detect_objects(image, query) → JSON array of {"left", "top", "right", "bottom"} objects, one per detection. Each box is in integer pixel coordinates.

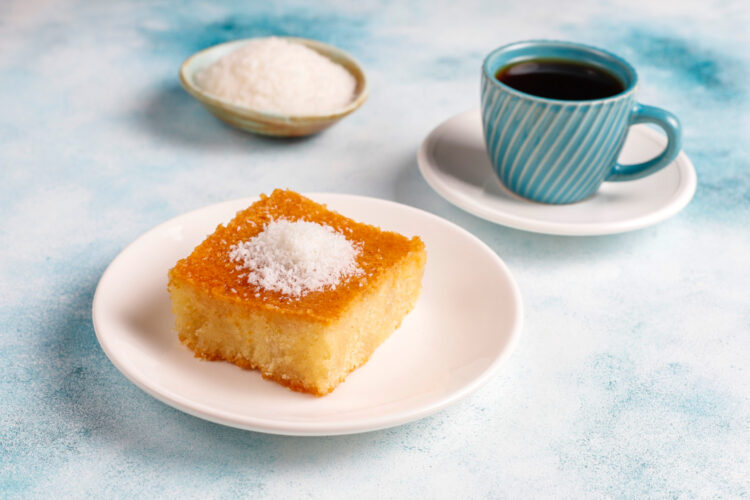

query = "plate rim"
[
  {"left": 92, "top": 193, "right": 523, "bottom": 436},
  {"left": 417, "top": 109, "right": 697, "bottom": 236}
]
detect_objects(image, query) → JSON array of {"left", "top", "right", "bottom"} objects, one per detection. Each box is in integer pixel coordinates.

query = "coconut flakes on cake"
[{"left": 228, "top": 219, "right": 363, "bottom": 297}]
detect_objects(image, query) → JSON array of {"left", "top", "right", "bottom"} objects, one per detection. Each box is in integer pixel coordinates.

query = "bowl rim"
[{"left": 179, "top": 36, "right": 369, "bottom": 123}]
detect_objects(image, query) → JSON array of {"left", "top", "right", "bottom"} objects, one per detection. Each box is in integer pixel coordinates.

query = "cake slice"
[{"left": 168, "top": 189, "right": 426, "bottom": 396}]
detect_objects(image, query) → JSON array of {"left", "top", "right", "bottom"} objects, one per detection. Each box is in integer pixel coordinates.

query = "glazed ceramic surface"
[
  {"left": 92, "top": 194, "right": 522, "bottom": 436},
  {"left": 481, "top": 41, "right": 681, "bottom": 203},
  {"left": 419, "top": 109, "right": 696, "bottom": 235}
]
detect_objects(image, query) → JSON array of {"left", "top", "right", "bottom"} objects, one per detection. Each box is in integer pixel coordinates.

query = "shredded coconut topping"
[
  {"left": 229, "top": 219, "right": 362, "bottom": 297},
  {"left": 196, "top": 37, "right": 356, "bottom": 115}
]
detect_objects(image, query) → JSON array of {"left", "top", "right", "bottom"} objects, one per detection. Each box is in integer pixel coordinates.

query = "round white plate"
[
  {"left": 418, "top": 109, "right": 697, "bottom": 235},
  {"left": 92, "top": 194, "right": 523, "bottom": 436}
]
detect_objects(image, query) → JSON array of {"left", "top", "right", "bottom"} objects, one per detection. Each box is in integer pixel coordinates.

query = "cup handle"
[{"left": 606, "top": 103, "right": 682, "bottom": 182}]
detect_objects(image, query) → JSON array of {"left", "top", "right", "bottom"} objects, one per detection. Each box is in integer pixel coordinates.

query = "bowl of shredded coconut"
[{"left": 180, "top": 37, "right": 368, "bottom": 137}]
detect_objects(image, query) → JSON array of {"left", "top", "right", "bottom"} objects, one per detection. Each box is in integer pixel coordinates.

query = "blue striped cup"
[{"left": 481, "top": 40, "right": 681, "bottom": 204}]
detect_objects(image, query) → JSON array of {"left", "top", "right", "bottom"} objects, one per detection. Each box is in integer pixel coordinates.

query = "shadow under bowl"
[{"left": 179, "top": 37, "right": 369, "bottom": 137}]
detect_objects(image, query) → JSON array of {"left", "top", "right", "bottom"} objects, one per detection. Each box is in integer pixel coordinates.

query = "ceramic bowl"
[{"left": 179, "top": 37, "right": 369, "bottom": 137}]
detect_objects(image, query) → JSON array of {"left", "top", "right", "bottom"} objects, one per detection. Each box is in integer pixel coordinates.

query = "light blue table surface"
[{"left": 2, "top": 0, "right": 748, "bottom": 497}]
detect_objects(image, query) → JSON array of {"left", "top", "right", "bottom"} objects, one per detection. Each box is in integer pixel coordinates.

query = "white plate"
[
  {"left": 418, "top": 109, "right": 697, "bottom": 235},
  {"left": 92, "top": 194, "right": 523, "bottom": 436}
]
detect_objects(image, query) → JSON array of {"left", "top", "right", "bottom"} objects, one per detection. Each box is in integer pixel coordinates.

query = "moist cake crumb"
[{"left": 228, "top": 218, "right": 363, "bottom": 297}]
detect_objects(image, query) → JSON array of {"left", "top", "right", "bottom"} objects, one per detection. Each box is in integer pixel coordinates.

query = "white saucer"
[
  {"left": 418, "top": 109, "right": 697, "bottom": 235},
  {"left": 92, "top": 194, "right": 523, "bottom": 436}
]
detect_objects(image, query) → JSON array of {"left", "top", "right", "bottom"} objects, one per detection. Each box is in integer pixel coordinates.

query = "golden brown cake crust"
[{"left": 169, "top": 189, "right": 425, "bottom": 323}]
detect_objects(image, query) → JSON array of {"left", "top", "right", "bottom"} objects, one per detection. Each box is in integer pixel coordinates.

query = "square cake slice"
[{"left": 168, "top": 189, "right": 426, "bottom": 396}]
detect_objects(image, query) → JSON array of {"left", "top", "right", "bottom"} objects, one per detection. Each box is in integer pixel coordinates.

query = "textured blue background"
[{"left": 1, "top": 0, "right": 748, "bottom": 497}]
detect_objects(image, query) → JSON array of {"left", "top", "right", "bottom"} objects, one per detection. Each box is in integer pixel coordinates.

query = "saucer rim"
[{"left": 417, "top": 109, "right": 697, "bottom": 236}]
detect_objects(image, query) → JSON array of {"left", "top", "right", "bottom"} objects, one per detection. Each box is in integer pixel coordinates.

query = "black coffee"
[{"left": 495, "top": 59, "right": 625, "bottom": 100}]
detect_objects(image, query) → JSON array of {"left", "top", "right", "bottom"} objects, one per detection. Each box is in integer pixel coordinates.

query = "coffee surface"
[{"left": 495, "top": 59, "right": 625, "bottom": 101}]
